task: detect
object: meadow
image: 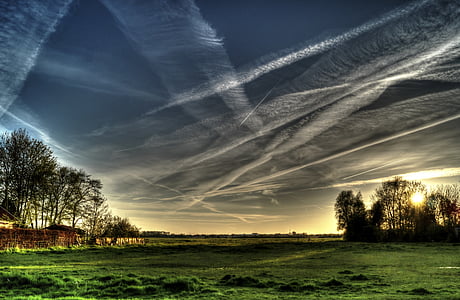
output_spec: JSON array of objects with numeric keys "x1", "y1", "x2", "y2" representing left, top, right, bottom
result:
[{"x1": 0, "y1": 238, "x2": 459, "y2": 299}]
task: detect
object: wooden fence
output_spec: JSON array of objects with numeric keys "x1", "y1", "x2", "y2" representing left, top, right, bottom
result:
[
  {"x1": 0, "y1": 228, "x2": 78, "y2": 250},
  {"x1": 93, "y1": 237, "x2": 145, "y2": 246}
]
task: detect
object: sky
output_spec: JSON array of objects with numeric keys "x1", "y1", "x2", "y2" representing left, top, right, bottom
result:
[{"x1": 1, "y1": 0, "x2": 460, "y2": 234}]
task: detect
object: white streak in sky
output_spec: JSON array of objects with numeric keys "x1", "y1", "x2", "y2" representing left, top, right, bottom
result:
[
  {"x1": 239, "y1": 79, "x2": 281, "y2": 127},
  {"x1": 146, "y1": 0, "x2": 431, "y2": 115},
  {"x1": 0, "y1": 106, "x2": 76, "y2": 156},
  {"x1": 35, "y1": 51, "x2": 162, "y2": 100},
  {"x1": 174, "y1": 0, "x2": 460, "y2": 203},
  {"x1": 316, "y1": 168, "x2": 460, "y2": 190},
  {"x1": 341, "y1": 160, "x2": 405, "y2": 181},
  {"x1": 132, "y1": 0, "x2": 460, "y2": 206},
  {"x1": 0, "y1": 0, "x2": 74, "y2": 116},
  {"x1": 100, "y1": 0, "x2": 262, "y2": 129},
  {"x1": 242, "y1": 113, "x2": 460, "y2": 188}
]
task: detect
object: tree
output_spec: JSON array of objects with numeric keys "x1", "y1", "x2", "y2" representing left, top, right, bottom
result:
[
  {"x1": 81, "y1": 193, "x2": 111, "y2": 239},
  {"x1": 334, "y1": 190, "x2": 367, "y2": 241},
  {"x1": 66, "y1": 171, "x2": 102, "y2": 229},
  {"x1": 428, "y1": 184, "x2": 460, "y2": 228},
  {"x1": 104, "y1": 216, "x2": 140, "y2": 238},
  {"x1": 372, "y1": 177, "x2": 425, "y2": 233},
  {"x1": 0, "y1": 129, "x2": 56, "y2": 225},
  {"x1": 0, "y1": 129, "x2": 142, "y2": 241}
]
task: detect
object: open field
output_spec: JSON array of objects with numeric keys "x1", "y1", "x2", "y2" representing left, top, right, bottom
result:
[{"x1": 0, "y1": 238, "x2": 459, "y2": 299}]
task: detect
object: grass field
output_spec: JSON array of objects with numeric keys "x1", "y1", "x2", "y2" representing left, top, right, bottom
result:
[{"x1": 0, "y1": 238, "x2": 459, "y2": 299}]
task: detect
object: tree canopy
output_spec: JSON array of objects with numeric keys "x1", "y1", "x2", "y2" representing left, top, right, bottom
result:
[
  {"x1": 0, "y1": 129, "x2": 139, "y2": 239},
  {"x1": 335, "y1": 177, "x2": 460, "y2": 242}
]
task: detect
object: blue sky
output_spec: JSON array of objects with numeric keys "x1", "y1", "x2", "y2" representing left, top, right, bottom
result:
[{"x1": 1, "y1": 0, "x2": 460, "y2": 233}]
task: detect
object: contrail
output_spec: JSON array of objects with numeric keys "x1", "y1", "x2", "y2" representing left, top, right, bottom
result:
[
  {"x1": 0, "y1": 107, "x2": 76, "y2": 156},
  {"x1": 145, "y1": 0, "x2": 431, "y2": 115},
  {"x1": 100, "y1": 0, "x2": 262, "y2": 129},
  {"x1": 340, "y1": 160, "x2": 405, "y2": 181},
  {"x1": 240, "y1": 113, "x2": 460, "y2": 189},
  {"x1": 239, "y1": 79, "x2": 281, "y2": 127},
  {"x1": 180, "y1": 1, "x2": 460, "y2": 199},
  {"x1": 128, "y1": 173, "x2": 184, "y2": 197},
  {"x1": 0, "y1": 0, "x2": 74, "y2": 117},
  {"x1": 183, "y1": 108, "x2": 460, "y2": 204}
]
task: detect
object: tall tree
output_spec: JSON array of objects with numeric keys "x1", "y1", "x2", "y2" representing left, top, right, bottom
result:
[
  {"x1": 334, "y1": 190, "x2": 367, "y2": 241},
  {"x1": 81, "y1": 192, "x2": 111, "y2": 239},
  {"x1": 66, "y1": 170, "x2": 102, "y2": 228},
  {"x1": 0, "y1": 129, "x2": 56, "y2": 225},
  {"x1": 428, "y1": 184, "x2": 460, "y2": 228},
  {"x1": 372, "y1": 177, "x2": 425, "y2": 233}
]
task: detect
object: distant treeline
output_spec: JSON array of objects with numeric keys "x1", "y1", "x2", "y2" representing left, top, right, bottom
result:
[
  {"x1": 335, "y1": 177, "x2": 460, "y2": 242},
  {"x1": 0, "y1": 129, "x2": 139, "y2": 239}
]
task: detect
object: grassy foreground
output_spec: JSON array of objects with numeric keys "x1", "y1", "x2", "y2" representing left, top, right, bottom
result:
[{"x1": 0, "y1": 238, "x2": 459, "y2": 299}]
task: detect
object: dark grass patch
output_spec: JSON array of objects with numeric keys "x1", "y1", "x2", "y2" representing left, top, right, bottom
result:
[
  {"x1": 338, "y1": 270, "x2": 354, "y2": 274},
  {"x1": 323, "y1": 278, "x2": 344, "y2": 287},
  {"x1": 0, "y1": 272, "x2": 65, "y2": 290},
  {"x1": 95, "y1": 275, "x2": 207, "y2": 296},
  {"x1": 161, "y1": 276, "x2": 202, "y2": 292},
  {"x1": 350, "y1": 274, "x2": 369, "y2": 281},
  {"x1": 410, "y1": 288, "x2": 432, "y2": 295},
  {"x1": 95, "y1": 275, "x2": 116, "y2": 282},
  {"x1": 220, "y1": 275, "x2": 268, "y2": 288},
  {"x1": 105, "y1": 277, "x2": 142, "y2": 287},
  {"x1": 278, "y1": 281, "x2": 317, "y2": 293}
]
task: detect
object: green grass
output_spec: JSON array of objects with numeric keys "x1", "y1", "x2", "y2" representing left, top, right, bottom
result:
[{"x1": 0, "y1": 238, "x2": 459, "y2": 299}]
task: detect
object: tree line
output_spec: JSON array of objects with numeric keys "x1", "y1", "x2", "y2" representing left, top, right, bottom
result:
[
  {"x1": 0, "y1": 129, "x2": 139, "y2": 239},
  {"x1": 335, "y1": 176, "x2": 460, "y2": 242}
]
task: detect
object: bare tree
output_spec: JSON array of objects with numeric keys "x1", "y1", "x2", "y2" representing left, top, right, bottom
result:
[
  {"x1": 372, "y1": 177, "x2": 425, "y2": 232},
  {"x1": 429, "y1": 184, "x2": 460, "y2": 228},
  {"x1": 81, "y1": 193, "x2": 111, "y2": 239}
]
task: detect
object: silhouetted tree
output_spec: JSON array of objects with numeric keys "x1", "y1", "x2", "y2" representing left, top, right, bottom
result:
[
  {"x1": 370, "y1": 200, "x2": 384, "y2": 228},
  {"x1": 429, "y1": 184, "x2": 460, "y2": 227},
  {"x1": 372, "y1": 177, "x2": 425, "y2": 239},
  {"x1": 428, "y1": 184, "x2": 460, "y2": 240},
  {"x1": 334, "y1": 190, "x2": 367, "y2": 241}
]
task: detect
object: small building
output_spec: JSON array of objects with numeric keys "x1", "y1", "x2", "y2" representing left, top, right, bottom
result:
[{"x1": 0, "y1": 206, "x2": 17, "y2": 229}]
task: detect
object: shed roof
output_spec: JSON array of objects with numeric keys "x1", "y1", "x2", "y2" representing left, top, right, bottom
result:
[{"x1": 0, "y1": 206, "x2": 17, "y2": 221}]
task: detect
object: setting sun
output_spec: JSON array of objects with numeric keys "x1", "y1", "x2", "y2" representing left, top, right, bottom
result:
[{"x1": 411, "y1": 192, "x2": 424, "y2": 205}]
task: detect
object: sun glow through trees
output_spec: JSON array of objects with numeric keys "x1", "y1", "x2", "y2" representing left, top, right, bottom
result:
[{"x1": 411, "y1": 191, "x2": 424, "y2": 205}]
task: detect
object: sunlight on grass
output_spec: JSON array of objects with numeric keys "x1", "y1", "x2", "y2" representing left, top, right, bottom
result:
[
  {"x1": 242, "y1": 249, "x2": 334, "y2": 266},
  {"x1": 0, "y1": 239, "x2": 459, "y2": 299}
]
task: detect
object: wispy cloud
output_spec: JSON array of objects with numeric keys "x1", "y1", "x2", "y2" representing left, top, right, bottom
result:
[
  {"x1": 144, "y1": 0, "x2": 431, "y2": 115},
  {"x1": 0, "y1": 0, "x2": 73, "y2": 115},
  {"x1": 100, "y1": 0, "x2": 262, "y2": 130},
  {"x1": 34, "y1": 49, "x2": 164, "y2": 100}
]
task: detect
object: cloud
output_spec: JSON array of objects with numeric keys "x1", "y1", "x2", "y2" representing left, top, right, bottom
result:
[
  {"x1": 144, "y1": 0, "x2": 431, "y2": 115},
  {"x1": 0, "y1": 103, "x2": 77, "y2": 160},
  {"x1": 99, "y1": 0, "x2": 262, "y2": 130},
  {"x1": 167, "y1": 0, "x2": 460, "y2": 204},
  {"x1": 0, "y1": 0, "x2": 73, "y2": 115},
  {"x1": 34, "y1": 49, "x2": 164, "y2": 100},
  {"x1": 72, "y1": 0, "x2": 460, "y2": 223},
  {"x1": 270, "y1": 198, "x2": 280, "y2": 206},
  {"x1": 317, "y1": 167, "x2": 460, "y2": 190}
]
